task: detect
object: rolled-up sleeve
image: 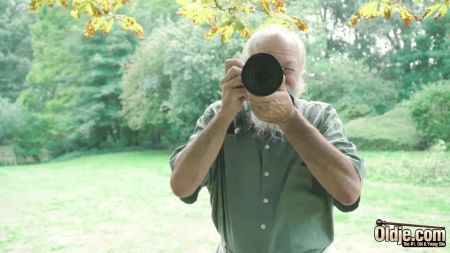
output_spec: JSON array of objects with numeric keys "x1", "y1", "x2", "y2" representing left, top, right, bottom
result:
[
  {"x1": 320, "y1": 105, "x2": 365, "y2": 212},
  {"x1": 169, "y1": 101, "x2": 221, "y2": 204}
]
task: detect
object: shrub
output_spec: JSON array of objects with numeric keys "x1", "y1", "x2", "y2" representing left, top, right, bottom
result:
[
  {"x1": 305, "y1": 53, "x2": 397, "y2": 121},
  {"x1": 0, "y1": 97, "x2": 23, "y2": 144},
  {"x1": 407, "y1": 80, "x2": 450, "y2": 147},
  {"x1": 345, "y1": 106, "x2": 423, "y2": 150}
]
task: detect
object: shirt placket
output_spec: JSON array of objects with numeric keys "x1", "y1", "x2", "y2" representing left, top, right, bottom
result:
[{"x1": 257, "y1": 136, "x2": 274, "y2": 244}]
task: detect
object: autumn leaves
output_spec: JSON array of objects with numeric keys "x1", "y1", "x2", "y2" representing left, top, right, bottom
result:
[
  {"x1": 29, "y1": 0, "x2": 144, "y2": 39},
  {"x1": 28, "y1": 0, "x2": 449, "y2": 40},
  {"x1": 349, "y1": 0, "x2": 449, "y2": 26}
]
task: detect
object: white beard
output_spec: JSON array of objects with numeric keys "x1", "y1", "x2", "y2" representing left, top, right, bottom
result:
[
  {"x1": 245, "y1": 85, "x2": 298, "y2": 140},
  {"x1": 248, "y1": 103, "x2": 283, "y2": 140}
]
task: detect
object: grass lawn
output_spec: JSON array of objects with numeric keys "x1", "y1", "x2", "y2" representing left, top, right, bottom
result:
[{"x1": 0, "y1": 150, "x2": 449, "y2": 253}]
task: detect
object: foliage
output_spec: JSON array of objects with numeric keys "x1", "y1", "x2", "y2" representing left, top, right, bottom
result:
[
  {"x1": 349, "y1": 0, "x2": 449, "y2": 26},
  {"x1": 0, "y1": 97, "x2": 24, "y2": 144},
  {"x1": 28, "y1": 0, "x2": 144, "y2": 38},
  {"x1": 12, "y1": 111, "x2": 48, "y2": 161},
  {"x1": 2, "y1": 0, "x2": 446, "y2": 159},
  {"x1": 177, "y1": 0, "x2": 308, "y2": 42},
  {"x1": 382, "y1": 14, "x2": 449, "y2": 99},
  {"x1": 25, "y1": 9, "x2": 78, "y2": 107},
  {"x1": 126, "y1": 0, "x2": 179, "y2": 35},
  {"x1": 27, "y1": 1, "x2": 448, "y2": 42},
  {"x1": 305, "y1": 53, "x2": 397, "y2": 120},
  {"x1": 407, "y1": 80, "x2": 450, "y2": 146},
  {"x1": 345, "y1": 106, "x2": 423, "y2": 150},
  {"x1": 1, "y1": 99, "x2": 51, "y2": 162},
  {"x1": 68, "y1": 29, "x2": 138, "y2": 152},
  {"x1": 0, "y1": 1, "x2": 34, "y2": 101},
  {"x1": 18, "y1": 8, "x2": 139, "y2": 158},
  {"x1": 121, "y1": 18, "x2": 243, "y2": 147}
]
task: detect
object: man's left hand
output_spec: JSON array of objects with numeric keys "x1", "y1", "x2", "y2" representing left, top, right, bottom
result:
[{"x1": 246, "y1": 79, "x2": 297, "y2": 125}]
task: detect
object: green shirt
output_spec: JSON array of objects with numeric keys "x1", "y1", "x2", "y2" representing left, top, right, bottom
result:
[{"x1": 169, "y1": 99, "x2": 364, "y2": 253}]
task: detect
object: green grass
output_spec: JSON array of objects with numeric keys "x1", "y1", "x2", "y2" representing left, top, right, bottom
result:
[
  {"x1": 360, "y1": 150, "x2": 450, "y2": 185},
  {"x1": 0, "y1": 150, "x2": 449, "y2": 253}
]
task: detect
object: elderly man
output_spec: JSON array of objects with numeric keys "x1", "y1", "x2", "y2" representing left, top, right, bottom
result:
[{"x1": 169, "y1": 25, "x2": 364, "y2": 253}]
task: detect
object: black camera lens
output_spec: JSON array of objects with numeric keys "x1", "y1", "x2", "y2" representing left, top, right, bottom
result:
[{"x1": 241, "y1": 53, "x2": 284, "y2": 96}]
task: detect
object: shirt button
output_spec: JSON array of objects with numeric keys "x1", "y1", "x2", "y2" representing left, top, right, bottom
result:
[
  {"x1": 260, "y1": 224, "x2": 266, "y2": 230},
  {"x1": 263, "y1": 198, "x2": 269, "y2": 204},
  {"x1": 264, "y1": 144, "x2": 270, "y2": 150},
  {"x1": 264, "y1": 171, "x2": 270, "y2": 177}
]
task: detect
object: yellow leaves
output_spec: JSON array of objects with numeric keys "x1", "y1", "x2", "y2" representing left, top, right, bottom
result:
[
  {"x1": 349, "y1": 0, "x2": 448, "y2": 26},
  {"x1": 60, "y1": 0, "x2": 68, "y2": 7},
  {"x1": 423, "y1": 2, "x2": 449, "y2": 20},
  {"x1": 394, "y1": 4, "x2": 419, "y2": 25},
  {"x1": 273, "y1": 0, "x2": 285, "y2": 13},
  {"x1": 220, "y1": 23, "x2": 234, "y2": 42},
  {"x1": 117, "y1": 15, "x2": 144, "y2": 39},
  {"x1": 83, "y1": 16, "x2": 115, "y2": 37},
  {"x1": 178, "y1": 0, "x2": 308, "y2": 43},
  {"x1": 71, "y1": 9, "x2": 81, "y2": 18},
  {"x1": 178, "y1": 2, "x2": 216, "y2": 25},
  {"x1": 29, "y1": 0, "x2": 43, "y2": 12},
  {"x1": 101, "y1": 17, "x2": 114, "y2": 32},
  {"x1": 29, "y1": 0, "x2": 447, "y2": 42},
  {"x1": 260, "y1": 0, "x2": 285, "y2": 15},
  {"x1": 290, "y1": 16, "x2": 308, "y2": 32},
  {"x1": 261, "y1": 0, "x2": 270, "y2": 15},
  {"x1": 204, "y1": 26, "x2": 218, "y2": 40},
  {"x1": 348, "y1": 1, "x2": 384, "y2": 26},
  {"x1": 29, "y1": 0, "x2": 144, "y2": 39},
  {"x1": 98, "y1": 0, "x2": 110, "y2": 13},
  {"x1": 383, "y1": 3, "x2": 392, "y2": 19}
]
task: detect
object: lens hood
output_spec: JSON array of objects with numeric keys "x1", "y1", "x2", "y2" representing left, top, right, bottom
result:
[{"x1": 241, "y1": 53, "x2": 284, "y2": 96}]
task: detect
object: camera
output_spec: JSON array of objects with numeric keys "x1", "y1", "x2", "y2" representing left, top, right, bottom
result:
[{"x1": 241, "y1": 53, "x2": 284, "y2": 96}]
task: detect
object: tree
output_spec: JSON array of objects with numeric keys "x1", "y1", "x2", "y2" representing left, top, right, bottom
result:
[
  {"x1": 18, "y1": 6, "x2": 138, "y2": 157},
  {"x1": 17, "y1": 8, "x2": 81, "y2": 156},
  {"x1": 121, "y1": 18, "x2": 243, "y2": 146},
  {"x1": 69, "y1": 29, "x2": 137, "y2": 150},
  {"x1": 0, "y1": 0, "x2": 34, "y2": 101},
  {"x1": 383, "y1": 14, "x2": 450, "y2": 99}
]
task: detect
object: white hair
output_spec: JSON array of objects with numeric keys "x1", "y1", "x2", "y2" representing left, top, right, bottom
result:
[{"x1": 242, "y1": 25, "x2": 307, "y2": 97}]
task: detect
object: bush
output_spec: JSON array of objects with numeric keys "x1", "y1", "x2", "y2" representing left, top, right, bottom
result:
[
  {"x1": 345, "y1": 106, "x2": 423, "y2": 150},
  {"x1": 12, "y1": 111, "x2": 48, "y2": 162},
  {"x1": 0, "y1": 97, "x2": 23, "y2": 144},
  {"x1": 407, "y1": 80, "x2": 450, "y2": 147},
  {"x1": 305, "y1": 53, "x2": 397, "y2": 121}
]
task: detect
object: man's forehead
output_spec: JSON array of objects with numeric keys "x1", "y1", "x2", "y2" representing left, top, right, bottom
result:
[
  {"x1": 251, "y1": 33, "x2": 299, "y2": 64},
  {"x1": 254, "y1": 32, "x2": 295, "y2": 48}
]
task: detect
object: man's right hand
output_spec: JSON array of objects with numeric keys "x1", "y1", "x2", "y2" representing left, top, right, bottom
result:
[
  {"x1": 219, "y1": 59, "x2": 246, "y2": 122},
  {"x1": 171, "y1": 59, "x2": 246, "y2": 198}
]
